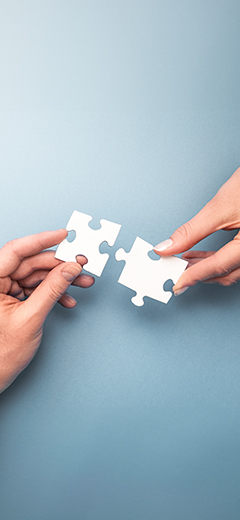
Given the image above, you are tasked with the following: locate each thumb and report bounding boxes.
[22,262,82,329]
[154,198,222,256]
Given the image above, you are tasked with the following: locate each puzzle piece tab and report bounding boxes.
[55,211,121,276]
[115,236,188,306]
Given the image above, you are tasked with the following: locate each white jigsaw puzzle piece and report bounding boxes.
[55,210,121,276]
[115,236,188,306]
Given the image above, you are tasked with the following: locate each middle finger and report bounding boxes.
[19,269,95,289]
[12,251,88,280]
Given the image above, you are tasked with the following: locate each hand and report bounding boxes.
[0,229,94,392]
[154,167,240,295]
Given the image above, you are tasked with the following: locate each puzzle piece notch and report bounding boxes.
[115,237,188,306]
[55,210,121,277]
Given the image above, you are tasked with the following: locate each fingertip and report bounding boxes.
[153,239,173,255]
[73,274,95,288]
[88,276,95,287]
[173,286,190,296]
[58,228,68,238]
[153,247,176,257]
[76,255,88,266]
[153,249,170,257]
[61,262,82,282]
[172,273,188,294]
[54,228,68,245]
[69,299,77,308]
[59,293,77,308]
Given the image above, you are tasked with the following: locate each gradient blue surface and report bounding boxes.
[0,1,240,519]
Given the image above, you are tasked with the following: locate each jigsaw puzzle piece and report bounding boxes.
[115,237,188,306]
[55,210,121,276]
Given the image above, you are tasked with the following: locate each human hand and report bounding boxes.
[0,229,94,392]
[154,168,240,295]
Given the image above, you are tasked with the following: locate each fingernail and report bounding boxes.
[62,264,81,282]
[154,238,173,252]
[174,286,189,296]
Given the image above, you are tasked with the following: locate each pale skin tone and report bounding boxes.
[154,167,240,294]
[0,229,94,393]
[1,168,240,392]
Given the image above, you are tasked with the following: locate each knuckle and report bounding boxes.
[175,221,193,242]
[47,281,62,302]
[214,262,231,277]
[220,276,234,287]
[214,264,225,277]
[4,239,14,250]
[225,279,232,286]
[4,239,19,257]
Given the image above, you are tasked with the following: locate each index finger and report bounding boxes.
[0,229,67,277]
[173,233,240,293]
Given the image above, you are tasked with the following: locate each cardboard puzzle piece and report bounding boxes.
[55,210,121,276]
[115,236,188,306]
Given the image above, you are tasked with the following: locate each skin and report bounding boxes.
[2,169,240,390]
[154,167,240,294]
[0,229,94,392]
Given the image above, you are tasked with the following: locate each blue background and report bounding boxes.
[0,1,240,519]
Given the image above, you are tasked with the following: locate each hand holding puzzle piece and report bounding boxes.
[55,211,188,306]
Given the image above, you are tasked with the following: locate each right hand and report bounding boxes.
[154,168,240,295]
